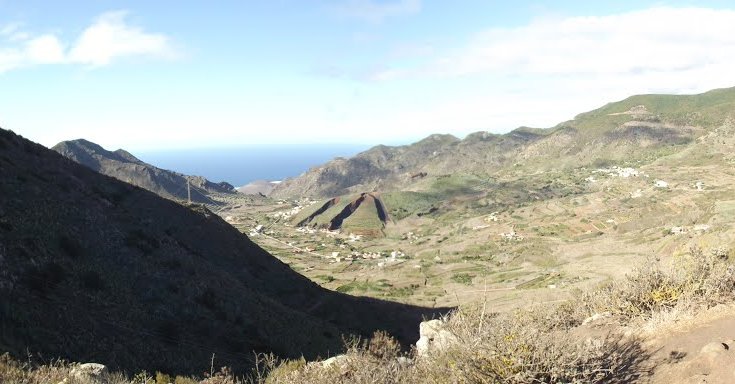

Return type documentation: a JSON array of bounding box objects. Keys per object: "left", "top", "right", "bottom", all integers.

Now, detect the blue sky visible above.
[{"left": 2, "top": 1, "right": 735, "bottom": 151}]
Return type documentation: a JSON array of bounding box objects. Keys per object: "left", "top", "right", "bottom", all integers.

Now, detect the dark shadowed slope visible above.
[
  {"left": 0, "top": 129, "right": 448, "bottom": 375},
  {"left": 53, "top": 139, "right": 235, "bottom": 204}
]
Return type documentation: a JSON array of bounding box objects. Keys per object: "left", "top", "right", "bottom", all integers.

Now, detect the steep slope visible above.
[
  {"left": 271, "top": 87, "right": 735, "bottom": 199},
  {"left": 52, "top": 139, "right": 235, "bottom": 204},
  {"left": 0, "top": 129, "right": 446, "bottom": 375}
]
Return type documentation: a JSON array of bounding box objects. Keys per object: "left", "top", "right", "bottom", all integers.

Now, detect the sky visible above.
[{"left": 1, "top": 1, "right": 735, "bottom": 151}]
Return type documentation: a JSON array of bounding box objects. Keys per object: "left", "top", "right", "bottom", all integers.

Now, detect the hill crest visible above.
[
  {"left": 271, "top": 86, "right": 735, "bottom": 199},
  {"left": 53, "top": 139, "right": 235, "bottom": 204}
]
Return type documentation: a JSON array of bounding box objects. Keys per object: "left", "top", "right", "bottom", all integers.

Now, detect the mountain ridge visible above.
[
  {"left": 271, "top": 87, "right": 735, "bottom": 199},
  {"left": 53, "top": 139, "right": 236, "bottom": 204}
]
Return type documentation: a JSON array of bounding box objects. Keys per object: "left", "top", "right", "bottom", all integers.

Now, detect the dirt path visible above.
[{"left": 644, "top": 305, "right": 735, "bottom": 383}]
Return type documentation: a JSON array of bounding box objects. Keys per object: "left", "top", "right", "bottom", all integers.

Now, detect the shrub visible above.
[
  {"left": 174, "top": 376, "right": 199, "bottom": 384},
  {"left": 260, "top": 247, "right": 735, "bottom": 383},
  {"left": 579, "top": 246, "right": 735, "bottom": 322},
  {"left": 424, "top": 307, "right": 650, "bottom": 383},
  {"left": 450, "top": 273, "right": 474, "bottom": 285},
  {"left": 365, "top": 331, "right": 400, "bottom": 360},
  {"left": 201, "top": 367, "right": 237, "bottom": 384},
  {"left": 263, "top": 358, "right": 305, "bottom": 384},
  {"left": 155, "top": 371, "right": 172, "bottom": 384}
]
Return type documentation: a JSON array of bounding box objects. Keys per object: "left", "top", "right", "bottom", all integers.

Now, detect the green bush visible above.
[{"left": 450, "top": 273, "right": 474, "bottom": 285}]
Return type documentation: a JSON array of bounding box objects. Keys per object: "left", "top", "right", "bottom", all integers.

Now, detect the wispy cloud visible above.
[
  {"left": 0, "top": 23, "right": 20, "bottom": 36},
  {"left": 0, "top": 11, "right": 176, "bottom": 73},
  {"left": 331, "top": 0, "right": 421, "bottom": 23},
  {"left": 370, "top": 7, "right": 735, "bottom": 83},
  {"left": 0, "top": 22, "right": 28, "bottom": 41}
]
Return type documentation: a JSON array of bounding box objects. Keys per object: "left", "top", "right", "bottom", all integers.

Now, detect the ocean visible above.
[{"left": 135, "top": 145, "right": 370, "bottom": 187}]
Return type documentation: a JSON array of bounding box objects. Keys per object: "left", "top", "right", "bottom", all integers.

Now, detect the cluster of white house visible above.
[{"left": 328, "top": 249, "right": 408, "bottom": 264}]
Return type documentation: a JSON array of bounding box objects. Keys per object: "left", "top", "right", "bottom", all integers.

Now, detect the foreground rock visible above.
[
  {"left": 669, "top": 340, "right": 735, "bottom": 383},
  {"left": 321, "top": 354, "right": 350, "bottom": 369},
  {"left": 415, "top": 319, "right": 458, "bottom": 357},
  {"left": 62, "top": 363, "right": 108, "bottom": 384}
]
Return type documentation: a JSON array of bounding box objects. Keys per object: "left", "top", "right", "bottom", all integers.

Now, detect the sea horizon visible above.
[{"left": 135, "top": 144, "right": 371, "bottom": 187}]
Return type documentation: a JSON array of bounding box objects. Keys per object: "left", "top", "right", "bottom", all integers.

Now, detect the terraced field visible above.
[
  {"left": 219, "top": 149, "right": 735, "bottom": 311},
  {"left": 215, "top": 90, "right": 735, "bottom": 312}
]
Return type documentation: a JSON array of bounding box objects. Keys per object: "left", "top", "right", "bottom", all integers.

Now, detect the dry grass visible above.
[
  {"left": 257, "top": 246, "right": 735, "bottom": 384},
  {"left": 0, "top": 353, "right": 131, "bottom": 384},
  {"left": 578, "top": 246, "right": 735, "bottom": 324},
  {"left": 3, "top": 246, "right": 734, "bottom": 384},
  {"left": 255, "top": 307, "right": 651, "bottom": 384},
  {"left": 0, "top": 353, "right": 207, "bottom": 384}
]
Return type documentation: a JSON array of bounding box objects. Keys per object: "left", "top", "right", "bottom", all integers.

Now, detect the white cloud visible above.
[
  {"left": 431, "top": 7, "right": 735, "bottom": 78},
  {"left": 355, "top": 6, "right": 735, "bottom": 140},
  {"left": 69, "top": 11, "right": 173, "bottom": 67},
  {"left": 371, "top": 7, "right": 735, "bottom": 84},
  {"left": 0, "top": 11, "right": 175, "bottom": 73},
  {"left": 0, "top": 35, "right": 64, "bottom": 72},
  {"left": 26, "top": 35, "right": 65, "bottom": 64},
  {"left": 332, "top": 0, "right": 421, "bottom": 23}
]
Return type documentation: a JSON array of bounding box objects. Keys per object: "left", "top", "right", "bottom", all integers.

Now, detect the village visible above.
[{"left": 213, "top": 157, "right": 729, "bottom": 311}]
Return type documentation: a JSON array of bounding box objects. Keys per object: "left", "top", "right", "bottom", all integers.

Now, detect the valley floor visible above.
[{"left": 218, "top": 156, "right": 735, "bottom": 314}]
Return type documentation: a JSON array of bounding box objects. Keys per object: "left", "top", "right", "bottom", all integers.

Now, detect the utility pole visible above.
[{"left": 187, "top": 177, "right": 191, "bottom": 203}]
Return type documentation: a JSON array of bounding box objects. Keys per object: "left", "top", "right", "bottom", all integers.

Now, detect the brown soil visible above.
[{"left": 645, "top": 305, "right": 735, "bottom": 383}]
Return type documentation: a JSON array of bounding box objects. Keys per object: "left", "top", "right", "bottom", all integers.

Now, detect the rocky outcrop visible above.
[
  {"left": 656, "top": 340, "right": 735, "bottom": 383},
  {"left": 321, "top": 354, "right": 351, "bottom": 369},
  {"left": 415, "top": 319, "right": 458, "bottom": 357},
  {"left": 68, "top": 363, "right": 108, "bottom": 384}
]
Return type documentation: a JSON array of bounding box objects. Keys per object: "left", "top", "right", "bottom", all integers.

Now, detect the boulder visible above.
[
  {"left": 321, "top": 354, "right": 350, "bottom": 368},
  {"left": 415, "top": 319, "right": 457, "bottom": 357},
  {"left": 700, "top": 341, "right": 729, "bottom": 355},
  {"left": 677, "top": 340, "right": 735, "bottom": 381},
  {"left": 69, "top": 363, "right": 108, "bottom": 384}
]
